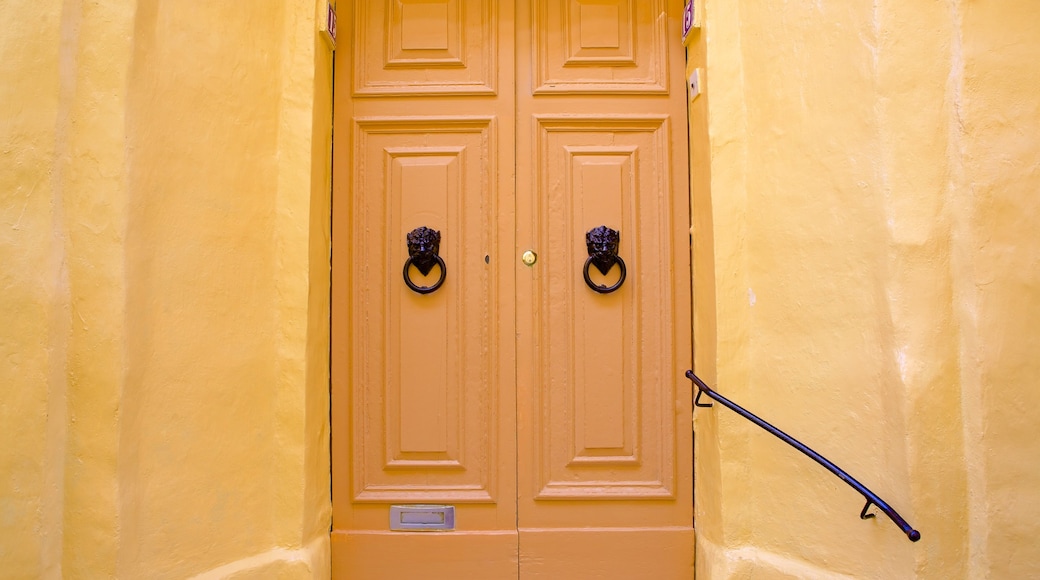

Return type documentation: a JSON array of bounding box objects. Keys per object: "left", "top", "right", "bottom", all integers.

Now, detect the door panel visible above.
[
  {"left": 352, "top": 0, "right": 498, "bottom": 95},
  {"left": 350, "top": 118, "right": 499, "bottom": 504},
  {"left": 516, "top": 0, "right": 692, "bottom": 575},
  {"left": 533, "top": 0, "right": 670, "bottom": 94},
  {"left": 526, "top": 117, "right": 680, "bottom": 502},
  {"left": 333, "top": 1, "right": 690, "bottom": 578},
  {"left": 332, "top": 2, "right": 517, "bottom": 577}
]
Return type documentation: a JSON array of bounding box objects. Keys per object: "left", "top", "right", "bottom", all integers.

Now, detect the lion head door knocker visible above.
[
  {"left": 403, "top": 226, "right": 446, "bottom": 294},
  {"left": 583, "top": 225, "right": 626, "bottom": 294}
]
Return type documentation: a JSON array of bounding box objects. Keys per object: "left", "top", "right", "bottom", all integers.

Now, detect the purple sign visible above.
[{"left": 682, "top": 0, "right": 694, "bottom": 42}]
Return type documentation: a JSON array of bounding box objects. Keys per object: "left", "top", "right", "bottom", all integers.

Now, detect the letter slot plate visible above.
[{"left": 390, "top": 505, "right": 455, "bottom": 531}]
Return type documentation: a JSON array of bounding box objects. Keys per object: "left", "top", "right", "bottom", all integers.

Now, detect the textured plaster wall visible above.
[
  {"left": 5, "top": 0, "right": 1037, "bottom": 578},
  {"left": 0, "top": 2, "right": 333, "bottom": 578},
  {"left": 692, "top": 1, "right": 1040, "bottom": 578}
]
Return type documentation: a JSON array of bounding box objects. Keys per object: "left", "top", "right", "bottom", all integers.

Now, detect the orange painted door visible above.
[
  {"left": 332, "top": 1, "right": 691, "bottom": 578},
  {"left": 514, "top": 1, "right": 693, "bottom": 576}
]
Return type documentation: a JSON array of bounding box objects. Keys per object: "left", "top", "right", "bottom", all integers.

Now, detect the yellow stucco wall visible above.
[
  {"left": 4, "top": 1, "right": 1039, "bottom": 579},
  {"left": 691, "top": 1, "right": 1040, "bottom": 578},
  {"left": 1, "top": 2, "right": 333, "bottom": 578}
]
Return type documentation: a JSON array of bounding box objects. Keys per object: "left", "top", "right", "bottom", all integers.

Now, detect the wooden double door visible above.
[{"left": 331, "top": 1, "right": 692, "bottom": 577}]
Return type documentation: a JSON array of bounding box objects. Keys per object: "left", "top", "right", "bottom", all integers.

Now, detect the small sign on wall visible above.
[
  {"left": 682, "top": 0, "right": 700, "bottom": 46},
  {"left": 320, "top": 2, "right": 337, "bottom": 50}
]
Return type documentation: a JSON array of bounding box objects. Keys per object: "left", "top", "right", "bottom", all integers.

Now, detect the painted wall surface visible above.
[
  {"left": 0, "top": 2, "right": 333, "bottom": 578},
  {"left": 5, "top": 0, "right": 1039, "bottom": 579},
  {"left": 692, "top": 1, "right": 1040, "bottom": 578}
]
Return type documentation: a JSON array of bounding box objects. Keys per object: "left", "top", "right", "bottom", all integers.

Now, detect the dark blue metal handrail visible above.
[{"left": 686, "top": 370, "right": 921, "bottom": 542}]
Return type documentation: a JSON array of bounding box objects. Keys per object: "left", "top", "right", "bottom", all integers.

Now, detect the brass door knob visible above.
[{"left": 521, "top": 250, "right": 537, "bottom": 266}]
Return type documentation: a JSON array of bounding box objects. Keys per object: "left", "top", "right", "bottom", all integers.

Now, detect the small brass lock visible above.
[{"left": 521, "top": 250, "right": 537, "bottom": 266}]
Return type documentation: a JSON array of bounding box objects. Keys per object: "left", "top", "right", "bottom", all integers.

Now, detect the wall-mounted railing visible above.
[{"left": 686, "top": 370, "right": 921, "bottom": 542}]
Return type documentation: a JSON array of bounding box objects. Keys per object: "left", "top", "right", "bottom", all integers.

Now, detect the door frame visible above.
[{"left": 326, "top": 1, "right": 702, "bottom": 576}]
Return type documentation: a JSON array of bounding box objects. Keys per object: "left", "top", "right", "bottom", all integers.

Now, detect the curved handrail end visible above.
[{"left": 686, "top": 369, "right": 921, "bottom": 544}]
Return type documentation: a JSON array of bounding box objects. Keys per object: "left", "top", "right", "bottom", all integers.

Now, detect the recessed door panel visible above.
[
  {"left": 351, "top": 118, "right": 497, "bottom": 504},
  {"left": 533, "top": 0, "right": 669, "bottom": 93},
  {"left": 530, "top": 117, "right": 678, "bottom": 501},
  {"left": 354, "top": 0, "right": 498, "bottom": 95}
]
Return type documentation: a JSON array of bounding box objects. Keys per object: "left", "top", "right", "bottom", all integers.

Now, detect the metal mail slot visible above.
[{"left": 389, "top": 504, "right": 455, "bottom": 531}]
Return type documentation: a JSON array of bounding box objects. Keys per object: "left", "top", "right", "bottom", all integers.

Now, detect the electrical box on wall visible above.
[{"left": 688, "top": 68, "right": 703, "bottom": 102}]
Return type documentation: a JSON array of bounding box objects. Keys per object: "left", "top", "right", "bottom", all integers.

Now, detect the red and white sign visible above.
[{"left": 323, "top": 3, "right": 337, "bottom": 49}]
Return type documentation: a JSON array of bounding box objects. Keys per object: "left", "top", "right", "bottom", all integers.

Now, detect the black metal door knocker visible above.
[
  {"left": 583, "top": 225, "right": 626, "bottom": 294},
  {"left": 403, "top": 226, "right": 446, "bottom": 294}
]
